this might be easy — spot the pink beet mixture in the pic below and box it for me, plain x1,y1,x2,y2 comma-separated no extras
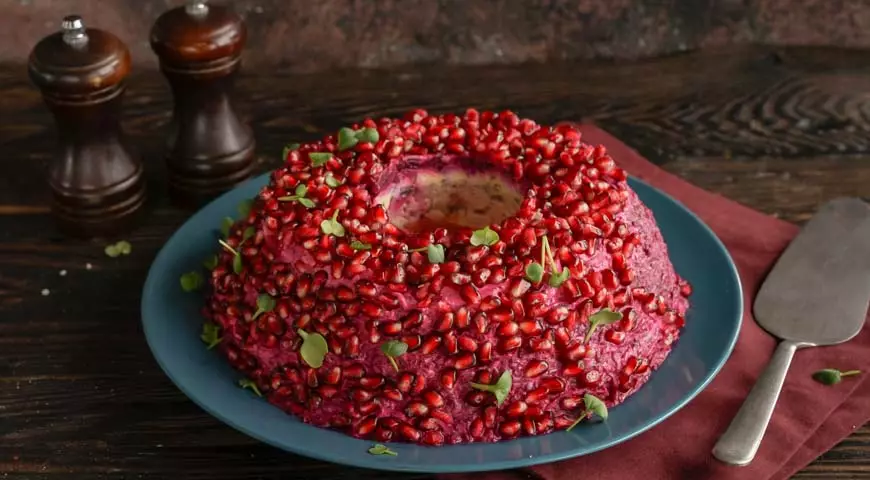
205,110,691,446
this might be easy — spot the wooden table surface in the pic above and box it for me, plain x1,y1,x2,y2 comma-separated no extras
1,46,869,479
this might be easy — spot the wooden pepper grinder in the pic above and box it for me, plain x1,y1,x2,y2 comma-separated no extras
150,0,255,205
28,15,146,237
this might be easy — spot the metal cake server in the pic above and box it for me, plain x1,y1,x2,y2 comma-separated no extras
713,197,870,466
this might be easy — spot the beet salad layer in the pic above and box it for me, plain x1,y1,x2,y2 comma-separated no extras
199,109,691,447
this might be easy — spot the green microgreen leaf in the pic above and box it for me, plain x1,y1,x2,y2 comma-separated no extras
220,217,234,238
325,173,342,188
298,198,315,208
277,184,315,208
297,329,329,368
812,368,861,386
368,443,397,456
237,199,254,218
320,210,345,237
548,268,570,287
351,241,372,250
200,322,222,349
232,255,243,274
282,143,300,159
116,241,132,255
243,227,256,242
309,152,332,167
338,127,360,151
427,244,445,264
583,308,623,343
566,394,608,431
104,240,132,258
525,262,544,284
356,127,380,144
238,378,262,397
470,226,499,246
380,340,408,372
203,254,219,271
295,184,308,197
252,294,276,321
470,370,512,406
180,271,203,292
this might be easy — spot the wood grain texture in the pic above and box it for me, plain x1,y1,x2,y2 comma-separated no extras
5,0,870,73
1,46,869,479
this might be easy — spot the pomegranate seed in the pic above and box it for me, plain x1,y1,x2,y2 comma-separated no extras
583,370,601,386
636,358,650,374
680,282,693,297
355,415,378,436
406,402,429,417
562,361,585,376
470,418,485,439
402,334,422,350
497,336,522,352
399,424,422,442
460,284,481,304
454,353,477,370
509,278,531,297
362,302,383,317
323,367,342,385
352,389,374,402
420,334,442,354
360,375,384,389
396,373,414,393
465,390,488,406
422,390,445,408
525,386,550,403
443,331,458,354
422,430,445,446
419,417,439,431
499,420,521,437
479,341,493,362
473,312,489,334
539,377,566,393
497,321,519,337
623,356,638,375
458,336,479,352
518,320,543,335
506,401,528,417
455,307,469,328
604,330,625,344
380,321,402,335
524,360,549,378
436,312,454,332
564,342,587,361
344,363,365,378
431,409,453,424
440,369,457,389
382,387,403,401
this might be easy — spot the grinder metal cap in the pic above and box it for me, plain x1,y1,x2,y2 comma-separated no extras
28,15,131,96
150,0,247,69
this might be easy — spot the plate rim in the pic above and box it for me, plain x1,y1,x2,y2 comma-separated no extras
141,173,743,473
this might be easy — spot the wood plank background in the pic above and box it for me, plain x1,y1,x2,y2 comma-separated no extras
1,45,870,478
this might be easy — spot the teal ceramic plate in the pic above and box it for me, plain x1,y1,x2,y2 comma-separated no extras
142,174,743,473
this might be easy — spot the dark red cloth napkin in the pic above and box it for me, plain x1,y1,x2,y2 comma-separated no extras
441,125,870,480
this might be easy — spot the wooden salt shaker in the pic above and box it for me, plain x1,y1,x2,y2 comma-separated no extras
28,15,146,237
150,0,255,205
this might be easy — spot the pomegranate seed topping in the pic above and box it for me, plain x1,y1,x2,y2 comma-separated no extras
562,361,585,376
436,312,454,332
440,369,457,389
497,321,519,337
422,390,445,408
406,402,429,417
499,420,521,437
469,418,485,439
473,312,489,334
355,416,378,436
382,387,403,401
465,390,488,406
509,278,531,297
525,386,550,403
396,373,414,393
344,363,365,378
360,375,384,389
455,307,470,328
422,430,445,446
458,335,479,352
506,401,528,417
636,358,650,374
583,370,601,386
454,353,477,370
564,342,587,361
479,341,493,362
380,321,402,336
352,389,374,402
362,302,383,317
443,331,458,354
605,330,626,344
460,284,481,305
402,334,422,350
539,377,566,393
399,424,422,442
680,282,693,297
319,385,339,398
525,360,549,378
497,336,522,352
431,409,453,424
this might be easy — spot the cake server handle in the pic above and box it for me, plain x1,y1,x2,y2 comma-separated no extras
712,340,800,466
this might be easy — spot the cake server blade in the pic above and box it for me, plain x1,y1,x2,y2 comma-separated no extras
713,197,870,466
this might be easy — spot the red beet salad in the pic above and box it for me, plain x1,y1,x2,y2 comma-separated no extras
202,109,691,446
